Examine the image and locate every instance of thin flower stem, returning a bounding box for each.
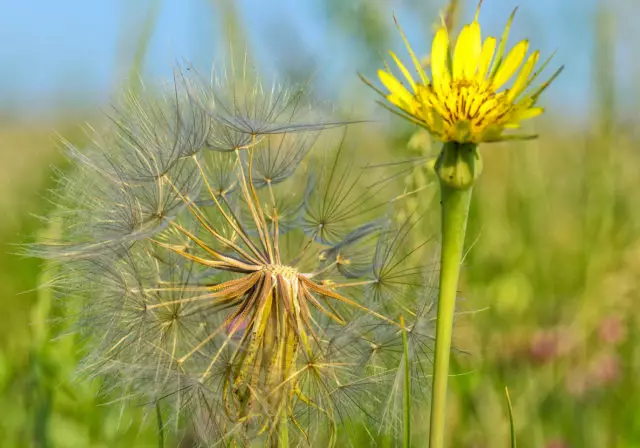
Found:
[429,181,472,448]
[278,411,289,447]
[505,387,517,448]
[401,316,411,448]
[156,402,164,448]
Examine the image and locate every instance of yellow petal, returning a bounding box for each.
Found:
[378,69,413,108]
[389,50,416,92]
[428,110,444,135]
[491,40,529,90]
[453,23,480,79]
[508,50,539,100]
[452,26,470,79]
[476,37,496,82]
[453,22,482,80]
[431,27,451,91]
[445,94,457,118]
[514,107,544,121]
[475,97,501,121]
[419,86,450,121]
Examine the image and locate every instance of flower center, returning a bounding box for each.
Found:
[417,80,516,141]
[263,263,299,281]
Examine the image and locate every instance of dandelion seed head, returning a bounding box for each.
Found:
[34,61,437,445]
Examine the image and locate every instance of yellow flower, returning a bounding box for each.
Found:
[365,6,563,144]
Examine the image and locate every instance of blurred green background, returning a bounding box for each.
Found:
[2,0,640,446]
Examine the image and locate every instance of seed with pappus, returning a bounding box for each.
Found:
[33,63,438,446]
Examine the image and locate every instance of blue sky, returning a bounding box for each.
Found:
[0,0,631,122]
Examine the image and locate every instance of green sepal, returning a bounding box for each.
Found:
[434,142,482,190]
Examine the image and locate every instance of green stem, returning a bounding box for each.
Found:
[156,402,164,448]
[401,316,411,448]
[429,142,479,448]
[505,387,517,448]
[278,410,289,447]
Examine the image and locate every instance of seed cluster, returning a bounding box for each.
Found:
[35,65,437,445]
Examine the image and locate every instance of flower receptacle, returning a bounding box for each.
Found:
[435,142,482,190]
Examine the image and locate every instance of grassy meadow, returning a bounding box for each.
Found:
[1,1,639,447]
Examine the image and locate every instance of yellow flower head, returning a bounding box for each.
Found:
[367,4,563,144]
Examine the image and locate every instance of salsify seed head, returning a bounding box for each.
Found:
[33,62,438,446]
[363,3,563,144]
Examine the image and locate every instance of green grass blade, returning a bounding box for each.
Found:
[124,0,162,96]
[156,402,164,448]
[401,316,411,448]
[505,387,516,448]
